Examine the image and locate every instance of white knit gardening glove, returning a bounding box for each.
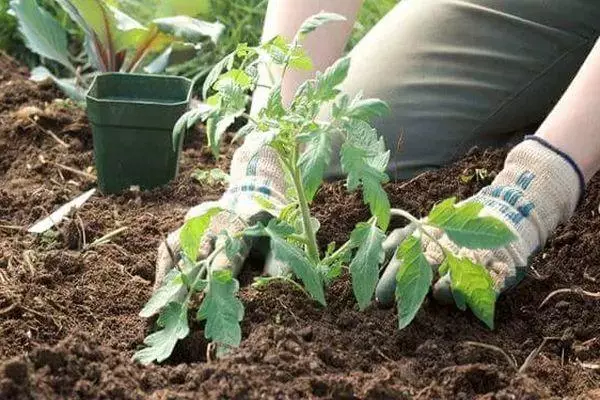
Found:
[376,137,584,305]
[154,132,287,290]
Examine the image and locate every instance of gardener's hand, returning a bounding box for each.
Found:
[155,203,290,290]
[376,138,583,306]
[376,221,522,305]
[154,132,288,291]
[155,205,245,290]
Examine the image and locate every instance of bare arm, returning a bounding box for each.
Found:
[251,0,362,114]
[536,37,600,182]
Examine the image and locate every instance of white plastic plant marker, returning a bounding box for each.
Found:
[28,188,96,234]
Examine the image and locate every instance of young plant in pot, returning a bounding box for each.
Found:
[134,13,516,364]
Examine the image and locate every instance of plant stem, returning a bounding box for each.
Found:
[241,112,260,126]
[289,234,310,246]
[183,243,227,305]
[253,275,309,296]
[320,215,376,266]
[390,208,420,225]
[320,229,360,266]
[183,263,208,305]
[255,83,273,90]
[390,209,446,254]
[289,147,320,263]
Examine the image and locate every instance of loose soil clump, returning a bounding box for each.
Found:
[1,53,599,399]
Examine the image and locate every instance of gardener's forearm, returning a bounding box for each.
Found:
[251,0,362,114]
[536,37,600,182]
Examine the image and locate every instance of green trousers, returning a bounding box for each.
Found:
[329,0,600,179]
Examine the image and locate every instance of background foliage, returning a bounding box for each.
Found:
[1,0,398,77]
[1,0,82,67]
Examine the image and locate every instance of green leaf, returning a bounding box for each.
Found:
[133,302,189,365]
[205,75,248,158]
[291,215,320,239]
[109,4,144,30]
[191,168,229,185]
[348,220,385,310]
[154,0,212,19]
[249,193,285,218]
[55,0,124,70]
[287,47,312,71]
[143,44,173,73]
[209,168,230,183]
[30,66,86,102]
[341,120,391,229]
[263,86,286,119]
[346,93,390,121]
[297,12,346,39]
[202,52,233,99]
[193,279,208,292]
[263,221,326,305]
[344,119,390,171]
[445,253,496,329]
[325,261,343,281]
[57,0,123,69]
[215,69,252,90]
[427,198,516,249]
[152,16,224,43]
[82,35,105,71]
[298,129,332,201]
[341,143,390,230]
[251,276,271,289]
[235,42,253,58]
[243,222,267,237]
[261,35,288,64]
[263,36,313,71]
[217,78,248,115]
[223,232,242,261]
[231,121,255,144]
[206,115,234,158]
[451,282,467,311]
[139,269,185,318]
[180,207,221,261]
[394,236,433,329]
[172,106,211,151]
[264,219,297,238]
[314,56,350,100]
[244,220,294,238]
[332,93,350,119]
[206,93,221,107]
[10,0,74,70]
[197,270,244,356]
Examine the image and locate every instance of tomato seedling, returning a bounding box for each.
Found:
[135,12,391,364]
[391,198,515,329]
[173,11,392,307]
[133,206,245,364]
[191,168,230,185]
[134,12,515,365]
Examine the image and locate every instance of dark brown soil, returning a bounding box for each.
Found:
[1,53,599,399]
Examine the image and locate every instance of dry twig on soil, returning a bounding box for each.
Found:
[52,162,96,181]
[518,336,562,374]
[539,287,600,308]
[28,116,70,148]
[83,227,128,251]
[464,341,518,371]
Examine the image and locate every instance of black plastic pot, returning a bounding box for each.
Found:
[86,73,193,194]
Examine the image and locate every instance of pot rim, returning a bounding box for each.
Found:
[86,72,193,107]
